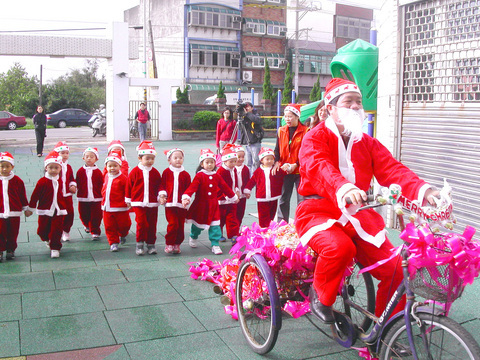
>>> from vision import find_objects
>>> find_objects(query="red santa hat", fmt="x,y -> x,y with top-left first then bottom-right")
164,148 -> 184,160
136,141 -> 157,156
105,150 -> 123,166
284,103 -> 301,117
221,145 -> 238,162
199,148 -> 215,163
107,140 -> 125,153
83,147 -> 99,159
53,141 -> 69,153
0,151 -> 14,166
258,147 -> 275,161
44,151 -> 62,167
234,145 -> 245,153
324,78 -> 361,106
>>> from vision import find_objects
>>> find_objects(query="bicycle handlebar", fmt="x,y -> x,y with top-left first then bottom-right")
345,195 -> 376,205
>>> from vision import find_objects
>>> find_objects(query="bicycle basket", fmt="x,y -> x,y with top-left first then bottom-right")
410,262 -> 464,303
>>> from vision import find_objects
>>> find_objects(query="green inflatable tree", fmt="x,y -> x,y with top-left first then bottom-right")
217,81 -> 226,99
282,61 -> 293,104
263,59 -> 274,101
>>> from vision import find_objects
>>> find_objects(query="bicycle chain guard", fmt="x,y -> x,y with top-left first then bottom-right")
331,311 -> 357,348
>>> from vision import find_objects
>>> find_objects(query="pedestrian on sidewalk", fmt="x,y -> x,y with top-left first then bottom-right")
159,148 -> 191,254
134,103 -> 151,142
101,151 -> 131,252
126,141 -> 161,256
216,107 -> 236,152
0,152 -> 29,261
76,147 -> 103,240
33,105 -> 47,157
26,151 -> 67,258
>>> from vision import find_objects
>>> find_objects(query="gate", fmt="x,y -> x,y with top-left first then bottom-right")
129,100 -> 159,140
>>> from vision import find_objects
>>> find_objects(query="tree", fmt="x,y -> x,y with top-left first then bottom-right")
262,59 -> 274,101
282,61 -> 294,104
176,87 -> 190,104
0,63 -> 39,116
216,81 -> 226,99
309,75 -> 322,102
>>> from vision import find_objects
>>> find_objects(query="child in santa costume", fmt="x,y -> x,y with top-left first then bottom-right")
102,151 -> 131,252
126,141 -> 161,255
216,144 -> 240,243
102,140 -> 129,177
295,77 -> 439,324
234,145 -> 250,228
0,152 -> 29,261
53,141 -> 77,242
26,151 -> 68,258
244,147 -> 286,228
159,148 -> 191,254
76,147 -> 104,240
181,149 -> 239,255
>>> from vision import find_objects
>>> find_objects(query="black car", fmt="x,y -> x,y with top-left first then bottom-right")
46,108 -> 92,128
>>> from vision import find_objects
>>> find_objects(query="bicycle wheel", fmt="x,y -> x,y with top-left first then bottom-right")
379,312 -> 480,359
235,254 -> 282,354
334,263 -> 376,332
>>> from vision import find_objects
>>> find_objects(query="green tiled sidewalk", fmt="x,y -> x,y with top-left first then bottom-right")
0,138 -> 479,359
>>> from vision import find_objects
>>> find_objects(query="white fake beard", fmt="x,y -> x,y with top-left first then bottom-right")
337,108 -> 365,142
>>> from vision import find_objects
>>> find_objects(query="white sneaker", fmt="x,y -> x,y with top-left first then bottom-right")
147,245 -> 157,255
135,243 -> 145,256
211,246 -> 223,255
110,244 -> 119,252
91,234 -> 100,241
50,250 -> 60,258
189,237 -> 198,248
45,241 -> 50,249
61,232 -> 70,242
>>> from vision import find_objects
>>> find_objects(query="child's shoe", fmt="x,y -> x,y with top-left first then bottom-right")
147,245 -> 157,255
84,226 -> 90,234
110,244 -> 119,252
6,251 -> 15,260
219,237 -> 226,242
50,250 -> 60,258
120,237 -> 127,245
0,252 -> 3,262
61,231 -> 70,242
173,245 -> 181,254
135,242 -> 145,256
44,241 -> 51,249
211,246 -> 223,255
164,245 -> 174,254
231,236 -> 238,245
92,234 -> 100,241
189,237 -> 198,248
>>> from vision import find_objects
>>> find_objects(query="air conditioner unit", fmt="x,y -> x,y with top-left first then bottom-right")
232,53 -> 241,59
280,31 -> 286,36
280,59 -> 288,66
281,27 -> 287,32
247,23 -> 255,29
245,28 -> 253,33
242,71 -> 253,82
233,15 -> 242,22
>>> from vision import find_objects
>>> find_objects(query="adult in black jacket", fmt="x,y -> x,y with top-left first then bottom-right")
33,105 -> 47,157
237,102 -> 262,174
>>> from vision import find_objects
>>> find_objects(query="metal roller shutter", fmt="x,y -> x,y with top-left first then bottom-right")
400,0 -> 480,232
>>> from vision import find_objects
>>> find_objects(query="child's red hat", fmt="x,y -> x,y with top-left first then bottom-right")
0,151 -> 14,166
83,147 -> 99,159
221,145 -> 238,162
199,148 -> 215,163
164,148 -> 184,160
108,140 -> 125,153
324,78 -> 361,106
105,150 -> 122,166
54,141 -> 69,153
44,151 -> 62,167
137,141 -> 157,156
258,147 -> 275,161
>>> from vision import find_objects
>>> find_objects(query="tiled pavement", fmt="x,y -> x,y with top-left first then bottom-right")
0,133 -> 479,359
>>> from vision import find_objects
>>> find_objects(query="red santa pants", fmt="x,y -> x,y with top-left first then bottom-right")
165,206 -> 187,246
236,197 -> 247,227
103,211 -> 131,245
0,217 -> 20,252
78,201 -> 102,236
257,200 -> 278,228
308,222 -> 405,317
63,196 -> 74,234
133,206 -> 158,244
38,214 -> 64,251
220,203 -> 239,239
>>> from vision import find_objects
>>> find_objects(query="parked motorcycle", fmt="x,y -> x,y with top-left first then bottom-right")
88,112 -> 106,137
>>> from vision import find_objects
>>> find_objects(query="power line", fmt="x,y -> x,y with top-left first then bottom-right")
0,28 -> 106,34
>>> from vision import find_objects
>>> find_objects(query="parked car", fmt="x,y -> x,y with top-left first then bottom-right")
46,108 -> 92,128
0,111 -> 27,130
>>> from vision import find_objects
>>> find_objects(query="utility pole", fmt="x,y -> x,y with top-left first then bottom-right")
39,65 -> 43,106
143,0 -> 148,102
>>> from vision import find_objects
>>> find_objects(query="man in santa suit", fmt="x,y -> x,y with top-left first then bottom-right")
296,78 -> 439,323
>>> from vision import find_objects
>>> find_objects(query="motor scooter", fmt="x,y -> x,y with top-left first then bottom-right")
88,113 -> 106,137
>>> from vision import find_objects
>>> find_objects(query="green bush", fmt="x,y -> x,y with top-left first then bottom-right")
192,110 -> 221,130
174,119 -> 193,130
262,117 -> 277,129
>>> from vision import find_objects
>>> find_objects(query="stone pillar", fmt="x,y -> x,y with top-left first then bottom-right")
261,99 -> 272,115
215,97 -> 227,112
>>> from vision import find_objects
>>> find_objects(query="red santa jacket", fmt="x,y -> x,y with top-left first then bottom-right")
277,122 -> 308,175
182,170 -> 238,229
296,118 -> 430,247
216,164 -> 239,205
216,118 -> 236,148
28,174 -> 67,216
76,165 -> 103,202
0,173 -> 28,218
126,164 -> 161,207
102,173 -> 129,212
235,164 -> 251,199
244,166 -> 286,202
159,165 -> 191,208
59,161 -> 76,198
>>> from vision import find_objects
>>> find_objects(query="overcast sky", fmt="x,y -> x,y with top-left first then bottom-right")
0,0 -> 383,81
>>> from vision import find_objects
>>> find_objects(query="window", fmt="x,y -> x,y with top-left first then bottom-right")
0,112 -> 8,119
267,25 -> 280,36
336,15 -> 371,41
190,9 -> 241,30
292,53 -> 334,74
190,49 -> 239,69
253,57 -> 265,67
